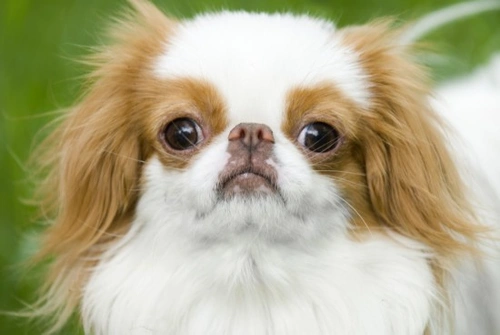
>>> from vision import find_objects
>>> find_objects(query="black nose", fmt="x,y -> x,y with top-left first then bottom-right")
227,123 -> 275,149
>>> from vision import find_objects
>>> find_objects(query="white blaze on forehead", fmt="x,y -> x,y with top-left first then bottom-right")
154,12 -> 371,128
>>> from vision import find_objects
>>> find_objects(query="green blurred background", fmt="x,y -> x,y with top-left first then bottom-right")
0,0 -> 499,333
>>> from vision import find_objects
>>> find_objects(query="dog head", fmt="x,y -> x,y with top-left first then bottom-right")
34,0 -> 481,330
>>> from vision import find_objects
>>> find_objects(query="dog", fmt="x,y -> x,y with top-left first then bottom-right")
31,0 -> 500,334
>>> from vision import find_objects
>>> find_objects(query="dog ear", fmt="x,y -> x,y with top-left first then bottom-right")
38,0 -> 174,271
340,22 -> 485,256
32,0 -> 176,330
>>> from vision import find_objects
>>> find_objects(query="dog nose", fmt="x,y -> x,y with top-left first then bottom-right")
228,123 -> 274,148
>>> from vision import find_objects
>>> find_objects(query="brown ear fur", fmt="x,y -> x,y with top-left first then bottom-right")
31,1 -> 175,332
341,22 -> 486,257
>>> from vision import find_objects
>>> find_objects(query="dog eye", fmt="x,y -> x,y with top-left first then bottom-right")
298,122 -> 341,153
162,118 -> 204,151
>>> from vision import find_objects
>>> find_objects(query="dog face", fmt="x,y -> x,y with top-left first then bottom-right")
138,12 -> 369,243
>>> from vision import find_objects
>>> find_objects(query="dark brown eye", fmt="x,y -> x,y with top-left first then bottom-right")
298,122 -> 341,153
162,118 -> 203,151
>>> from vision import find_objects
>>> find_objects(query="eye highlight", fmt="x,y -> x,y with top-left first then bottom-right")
298,122 -> 341,153
161,118 -> 204,151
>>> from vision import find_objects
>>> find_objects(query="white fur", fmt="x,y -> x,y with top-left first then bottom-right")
80,11 -> 500,335
155,11 -> 372,118
82,157 -> 435,334
432,54 -> 500,334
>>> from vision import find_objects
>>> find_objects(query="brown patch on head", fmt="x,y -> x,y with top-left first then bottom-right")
137,77 -> 228,169
283,84 -> 360,139
283,84 -> 379,229
29,1 -> 226,331
335,20 -> 487,256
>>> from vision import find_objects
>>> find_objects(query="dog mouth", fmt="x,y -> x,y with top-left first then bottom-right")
218,167 -> 278,199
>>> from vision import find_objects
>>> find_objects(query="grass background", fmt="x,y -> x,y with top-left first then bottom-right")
0,0 -> 499,333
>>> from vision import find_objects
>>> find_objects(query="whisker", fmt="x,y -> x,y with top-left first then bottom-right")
331,176 -> 366,188
2,109 -> 66,121
103,149 -> 191,166
103,150 -> 147,164
311,169 -> 366,177
337,197 -> 372,235
171,121 -> 203,151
